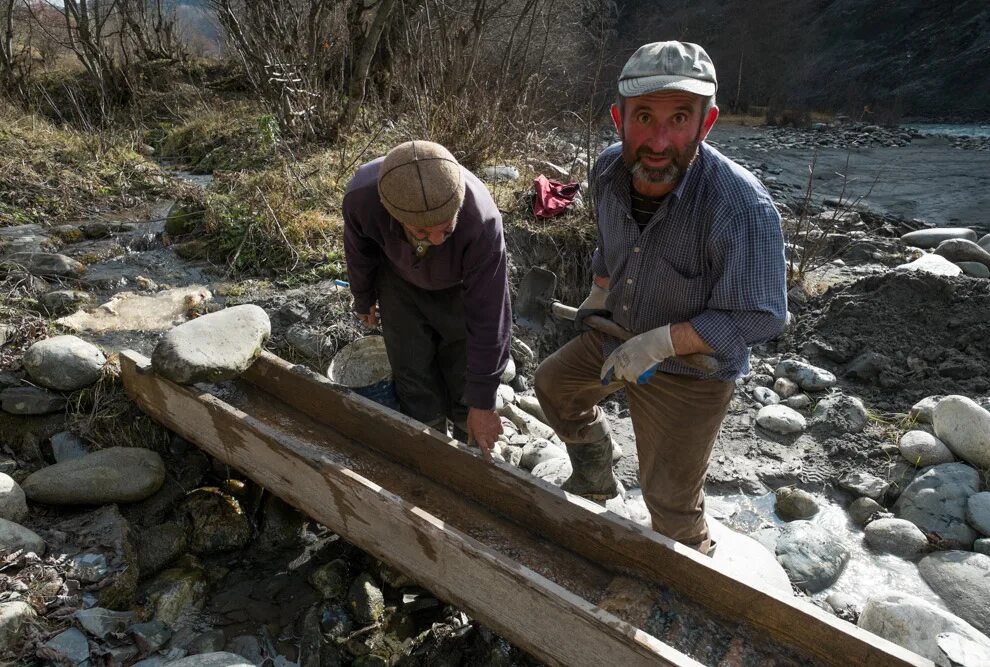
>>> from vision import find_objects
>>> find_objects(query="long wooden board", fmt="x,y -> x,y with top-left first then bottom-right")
238,351 -> 931,667
120,350 -> 697,667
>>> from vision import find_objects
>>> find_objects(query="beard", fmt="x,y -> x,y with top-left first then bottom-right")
623,139 -> 700,186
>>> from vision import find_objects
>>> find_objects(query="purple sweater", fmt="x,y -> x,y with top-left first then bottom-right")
342,158 -> 511,410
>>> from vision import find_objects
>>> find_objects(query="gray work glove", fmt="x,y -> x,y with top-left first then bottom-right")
575,283 -> 610,332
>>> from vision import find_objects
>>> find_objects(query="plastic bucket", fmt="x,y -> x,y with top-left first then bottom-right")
327,336 -> 400,411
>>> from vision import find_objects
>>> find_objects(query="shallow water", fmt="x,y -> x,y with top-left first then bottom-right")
902,123 -> 990,138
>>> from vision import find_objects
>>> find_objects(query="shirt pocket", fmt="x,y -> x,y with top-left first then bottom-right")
641,256 -> 709,325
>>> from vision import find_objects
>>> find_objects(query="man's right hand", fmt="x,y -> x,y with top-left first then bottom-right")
575,279 -> 610,331
355,304 -> 378,328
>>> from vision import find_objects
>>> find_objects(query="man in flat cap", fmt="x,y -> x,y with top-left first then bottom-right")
343,140 -> 510,458
535,42 -> 787,554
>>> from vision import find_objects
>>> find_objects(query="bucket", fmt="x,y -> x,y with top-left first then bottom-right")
327,335 -> 400,411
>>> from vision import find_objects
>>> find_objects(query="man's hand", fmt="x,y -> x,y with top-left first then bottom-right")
467,407 -> 503,462
601,324 -> 676,384
575,280 -> 610,331
355,304 -> 378,328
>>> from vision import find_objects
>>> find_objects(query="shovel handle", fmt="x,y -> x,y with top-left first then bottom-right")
551,303 -> 720,374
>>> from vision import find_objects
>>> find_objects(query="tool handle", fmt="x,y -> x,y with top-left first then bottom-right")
552,303 -> 720,374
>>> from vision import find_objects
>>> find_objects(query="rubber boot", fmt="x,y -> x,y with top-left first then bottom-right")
561,437 -> 619,501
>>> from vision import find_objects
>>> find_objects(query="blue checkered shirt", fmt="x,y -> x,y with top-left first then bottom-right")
590,141 -> 787,381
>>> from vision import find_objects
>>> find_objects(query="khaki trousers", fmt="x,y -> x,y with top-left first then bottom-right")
534,329 -> 734,550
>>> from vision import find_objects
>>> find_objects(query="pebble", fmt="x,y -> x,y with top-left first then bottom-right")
0,385 -> 66,415
839,471 -> 890,501
0,517 -> 45,555
773,377 -> 799,398
43,627 -> 90,665
783,394 -> 812,410
348,572 -> 384,625
0,601 -> 36,647
933,395 -> 990,469
909,395 -> 942,423
957,261 -> 990,278
519,439 -> 567,471
811,393 -> 868,433
774,359 -> 836,392
774,487 -> 819,520
22,447 -> 166,505
755,404 -> 807,434
898,430 -> 955,467
848,497 -> 884,527
934,238 -> 990,269
863,518 -> 929,559
752,386 -> 780,405
22,335 -> 106,391
900,228 -> 978,249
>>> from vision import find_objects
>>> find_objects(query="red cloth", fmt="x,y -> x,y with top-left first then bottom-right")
533,174 -> 580,219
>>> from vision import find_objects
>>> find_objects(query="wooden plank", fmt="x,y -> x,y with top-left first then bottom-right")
241,351 -> 932,667
119,350 -> 697,667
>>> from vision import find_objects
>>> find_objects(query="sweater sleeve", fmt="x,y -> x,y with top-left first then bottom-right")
342,192 -> 382,314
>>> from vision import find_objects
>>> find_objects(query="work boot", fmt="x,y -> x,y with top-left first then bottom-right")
561,438 -> 619,501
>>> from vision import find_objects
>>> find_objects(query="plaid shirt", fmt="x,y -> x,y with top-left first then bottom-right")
590,141 -> 787,381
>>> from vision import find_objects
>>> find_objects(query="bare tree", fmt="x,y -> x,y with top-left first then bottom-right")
0,0 -> 21,98
120,0 -> 185,62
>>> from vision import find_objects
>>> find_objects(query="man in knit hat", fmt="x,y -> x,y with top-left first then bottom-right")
342,140 -> 511,458
534,42 -> 787,554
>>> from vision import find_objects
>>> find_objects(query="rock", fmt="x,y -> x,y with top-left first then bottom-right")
708,518 -> 793,595
519,439 -> 567,471
510,337 -> 535,370
783,394 -> 812,410
144,557 -> 208,626
775,520 -> 849,593
844,351 -> 897,385
165,200 -> 206,237
0,472 -> 27,521
136,522 -> 188,577
919,551 -> 990,636
152,304 -> 271,384
50,431 -> 90,462
752,386 -> 780,405
180,488 -> 252,554
309,559 -> 349,601
811,393 -> 868,433
755,404 -> 806,434
910,395 -> 943,423
256,494 -> 306,549
497,402 -> 558,442
500,357 -> 517,384
935,238 -> 990,269
895,463 -> 979,549
43,627 -> 90,665
131,620 -> 172,654
885,458 -> 919,501
858,591 -> 990,667
494,383 -> 515,409
838,471 -> 890,501
500,443 -> 523,467
896,253 -> 963,276
957,261 -> 990,278
848,497 -> 884,527
0,601 -> 36,647
285,324 -> 334,364
774,487 -> 819,520
773,359 -> 836,392
937,632 -> 990,667
515,395 -> 548,424
531,457 -> 573,486
348,573 -> 384,625
975,539 -> 990,557
22,447 -> 165,505
773,377 -> 799,398
899,430 -> 955,467
74,607 -> 136,639
900,228 -> 978,249
2,252 -> 85,277
864,518 -> 929,559
23,335 -> 106,391
933,395 -> 990,469
979,233 -> 990,252
0,386 -> 66,415
478,165 -> 520,182
163,652 -> 254,667
41,289 -> 93,316
70,552 -> 109,583
0,517 -> 45,554
185,630 -> 226,656
967,493 -> 990,536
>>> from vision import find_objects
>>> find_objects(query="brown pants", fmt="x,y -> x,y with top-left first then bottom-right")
534,330 -> 734,550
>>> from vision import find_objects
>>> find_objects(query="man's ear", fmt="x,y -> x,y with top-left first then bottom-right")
699,104 -> 719,142
610,103 -> 622,134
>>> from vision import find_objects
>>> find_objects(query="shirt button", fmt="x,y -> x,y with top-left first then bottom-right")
622,305 -> 629,311
626,278 -> 633,285
633,247 -> 641,253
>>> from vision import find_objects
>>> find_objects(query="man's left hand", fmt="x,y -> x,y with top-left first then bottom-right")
467,407 -> 503,462
601,324 -> 676,384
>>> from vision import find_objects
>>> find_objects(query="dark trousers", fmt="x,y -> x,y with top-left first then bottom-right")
376,265 -> 469,430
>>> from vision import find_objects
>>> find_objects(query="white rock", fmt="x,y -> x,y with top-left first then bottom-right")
0,473 -> 28,522
756,404 -> 807,434
519,439 -> 567,471
839,471 -> 890,501
899,430 -> 955,467
919,551 -> 990,636
0,517 -> 45,555
22,335 -> 106,391
0,601 -> 37,647
858,591 -> 990,667
863,518 -> 929,559
164,652 -> 255,667
967,493 -> 990,536
530,457 -> 572,486
933,395 -> 990,469
515,395 -> 548,424
752,386 -> 780,405
773,377 -> 799,398
900,228 -> 978,249
909,395 -> 943,423
896,253 -> 963,276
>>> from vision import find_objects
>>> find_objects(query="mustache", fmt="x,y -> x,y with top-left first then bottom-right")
635,146 -> 677,161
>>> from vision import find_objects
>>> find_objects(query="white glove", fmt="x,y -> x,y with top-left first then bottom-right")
601,325 -> 675,384
575,283 -> 610,330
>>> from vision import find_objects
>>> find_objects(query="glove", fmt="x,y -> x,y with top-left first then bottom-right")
601,325 -> 675,385
575,283 -> 610,331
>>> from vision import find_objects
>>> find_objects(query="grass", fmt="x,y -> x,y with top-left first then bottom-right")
0,103 -> 180,225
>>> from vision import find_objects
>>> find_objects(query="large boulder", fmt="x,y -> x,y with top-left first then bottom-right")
900,228 -> 978,249
898,430 -> 955,468
894,463 -> 979,549
775,520 -> 849,593
858,591 -> 990,667
22,335 -> 106,391
895,254 -> 962,276
0,386 -> 66,415
2,252 -> 85,277
152,304 -> 271,384
934,238 -> 990,269
933,395 -> 990,469
22,447 -> 165,505
918,551 -> 990,636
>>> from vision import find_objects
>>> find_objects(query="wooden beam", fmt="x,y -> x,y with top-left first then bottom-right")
119,350 -> 697,667
240,352 -> 931,667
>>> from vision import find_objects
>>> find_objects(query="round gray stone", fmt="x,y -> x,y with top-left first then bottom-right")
864,518 -> 929,559
773,377 -> 799,398
894,462 -> 979,549
839,470 -> 890,501
957,261 -> 990,278
0,601 -> 37,648
909,395 -> 943,423
0,386 -> 66,415
752,386 -> 780,405
933,395 -> 990,469
966,492 -> 990,537
848,497 -> 884,527
773,359 -> 836,392
811,393 -> 868,434
0,472 -> 27,522
774,487 -> 819,520
935,238 -> 990,269
152,304 -> 271,384
899,430 -> 955,468
919,551 -> 990,636
775,520 -> 849,593
0,517 -> 45,555
900,228 -> 978,249
23,335 -> 106,391
22,447 -> 165,505
756,404 -> 807,434
519,438 -> 566,471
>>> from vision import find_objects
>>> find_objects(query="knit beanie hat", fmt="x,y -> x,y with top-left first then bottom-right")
377,141 -> 465,228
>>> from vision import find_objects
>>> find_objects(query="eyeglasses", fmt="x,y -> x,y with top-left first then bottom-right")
401,220 -> 456,241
